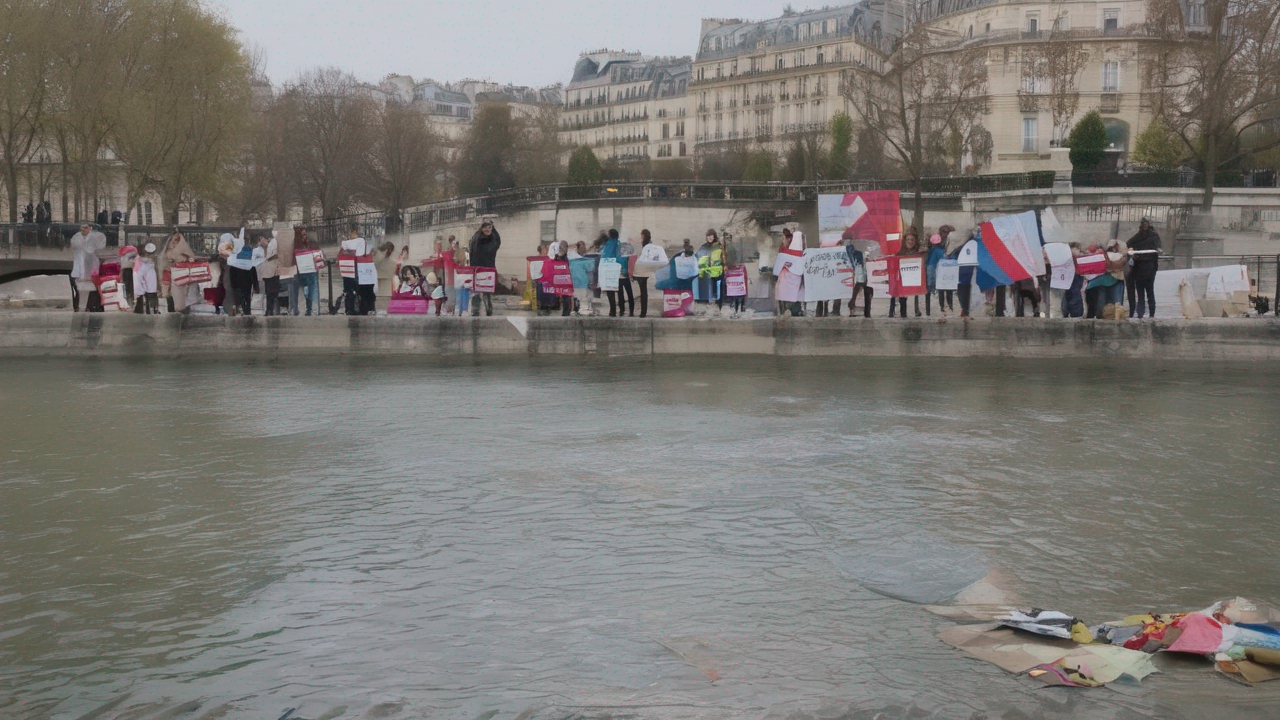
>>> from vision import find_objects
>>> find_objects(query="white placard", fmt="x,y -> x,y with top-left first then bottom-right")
356,260 -> 377,286
598,259 -> 621,291
957,240 -> 980,266
899,257 -> 923,288
802,247 -> 854,301
935,259 -> 960,290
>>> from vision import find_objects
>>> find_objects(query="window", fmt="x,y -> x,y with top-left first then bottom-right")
662,123 -> 669,139
1102,61 -> 1120,92
985,22 -> 991,33
1054,13 -> 1070,31
679,142 -> 687,157
1026,12 -> 1039,33
1103,9 -> 1119,32
776,56 -> 784,70
540,221 -> 556,243
1022,118 -> 1039,153
1189,3 -> 1205,25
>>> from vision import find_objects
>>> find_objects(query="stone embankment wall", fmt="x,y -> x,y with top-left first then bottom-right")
2,312 -> 1278,361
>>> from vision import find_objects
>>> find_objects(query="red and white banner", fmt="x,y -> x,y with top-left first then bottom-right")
866,258 -> 892,295
171,261 -> 211,287
818,190 -> 904,255
892,256 -> 927,297
454,265 -> 474,289
337,254 -> 357,279
474,268 -> 497,294
1075,253 -> 1107,276
977,211 -> 1044,284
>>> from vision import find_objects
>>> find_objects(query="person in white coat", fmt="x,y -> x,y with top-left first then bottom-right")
339,222 -> 375,315
633,229 -> 668,318
69,223 -> 106,312
132,242 -> 159,314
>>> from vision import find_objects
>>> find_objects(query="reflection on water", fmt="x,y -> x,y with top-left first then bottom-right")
2,358 -> 1279,719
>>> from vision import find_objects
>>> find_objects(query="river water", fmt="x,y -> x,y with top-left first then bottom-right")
2,357 -> 1278,719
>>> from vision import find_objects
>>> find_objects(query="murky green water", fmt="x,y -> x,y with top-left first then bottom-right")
2,358 -> 1279,719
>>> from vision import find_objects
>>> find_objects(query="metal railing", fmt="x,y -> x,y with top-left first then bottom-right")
0,223 -> 246,257
1072,170 -> 1279,189
400,173 -> 1060,231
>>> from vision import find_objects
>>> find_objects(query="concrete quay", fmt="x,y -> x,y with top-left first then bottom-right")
1,311 -> 1279,361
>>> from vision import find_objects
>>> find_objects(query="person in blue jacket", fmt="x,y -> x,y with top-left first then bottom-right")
924,231 -> 947,316
599,229 -> 627,317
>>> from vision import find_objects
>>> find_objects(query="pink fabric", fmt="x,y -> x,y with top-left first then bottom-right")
1166,613 -> 1223,655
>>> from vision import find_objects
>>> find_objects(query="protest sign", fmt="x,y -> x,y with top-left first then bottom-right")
802,247 -> 854,301
958,240 -> 979,266
866,258 -> 892,295
725,265 -> 748,297
474,268 -> 497,294
935,259 -> 960,290
892,256 -> 927,297
598,259 -> 621,291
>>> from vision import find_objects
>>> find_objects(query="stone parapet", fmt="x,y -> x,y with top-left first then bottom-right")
2,313 -> 1279,361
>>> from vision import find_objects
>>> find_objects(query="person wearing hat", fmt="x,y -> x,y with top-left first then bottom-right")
1126,217 -> 1162,318
69,223 -> 106,312
468,219 -> 501,316
132,242 -> 159,314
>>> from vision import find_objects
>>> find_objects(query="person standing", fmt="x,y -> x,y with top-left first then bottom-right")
291,228 -> 321,316
600,229 -> 626,317
615,232 -> 636,316
703,230 -> 726,316
375,242 -> 398,307
924,232 -> 947,317
132,242 -> 159,314
891,228 -> 924,318
451,236 -> 470,316
468,219 -> 500,316
225,229 -> 256,316
1126,217 -> 1161,319
339,223 -> 370,315
21,204 -> 34,224
159,230 -> 197,313
258,233 -> 281,316
69,223 -> 105,312
634,229 -> 667,318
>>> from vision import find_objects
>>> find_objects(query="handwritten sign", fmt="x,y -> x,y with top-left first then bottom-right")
803,247 -> 854,301
598,259 -> 621,291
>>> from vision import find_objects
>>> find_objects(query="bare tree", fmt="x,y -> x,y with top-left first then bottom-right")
0,0 -> 55,221
1146,0 -> 1280,209
841,15 -> 989,232
1024,5 -> 1091,147
516,105 -> 567,186
361,102 -> 443,224
283,67 -> 375,219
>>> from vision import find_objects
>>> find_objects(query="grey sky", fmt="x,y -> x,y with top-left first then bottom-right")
214,0 -> 794,87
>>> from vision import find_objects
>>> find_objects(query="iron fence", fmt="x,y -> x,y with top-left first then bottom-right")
1164,254 -> 1280,306
1073,170 -> 1279,189
399,173 -> 1059,231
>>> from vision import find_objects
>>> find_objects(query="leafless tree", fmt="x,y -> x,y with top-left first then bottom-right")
0,0 -> 56,221
1024,5 -> 1091,146
1146,0 -> 1280,209
282,67 -> 375,219
841,13 -> 990,231
361,102 -> 443,224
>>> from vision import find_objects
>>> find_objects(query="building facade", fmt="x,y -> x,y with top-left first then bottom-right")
690,5 -> 897,158
673,0 -> 1176,175
559,51 -> 692,163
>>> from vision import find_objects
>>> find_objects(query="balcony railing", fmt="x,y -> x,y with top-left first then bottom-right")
1100,92 -> 1121,113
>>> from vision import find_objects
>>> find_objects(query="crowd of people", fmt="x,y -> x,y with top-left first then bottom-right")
63,214 -> 1165,321
778,218 -> 1163,321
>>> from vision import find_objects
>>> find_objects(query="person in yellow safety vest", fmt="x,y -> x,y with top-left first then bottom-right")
697,229 -> 727,315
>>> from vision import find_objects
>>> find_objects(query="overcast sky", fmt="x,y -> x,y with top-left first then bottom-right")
214,0 -> 795,87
